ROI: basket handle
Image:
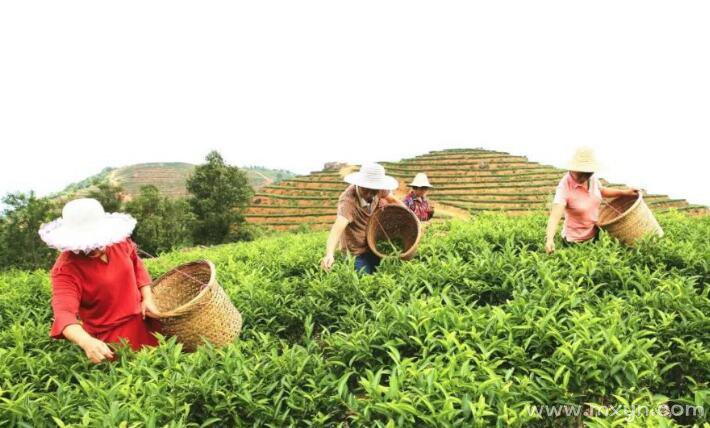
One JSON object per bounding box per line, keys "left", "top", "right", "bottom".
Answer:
{"left": 139, "top": 248, "right": 210, "bottom": 288}
{"left": 600, "top": 192, "right": 643, "bottom": 218}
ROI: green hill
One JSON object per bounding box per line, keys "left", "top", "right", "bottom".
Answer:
{"left": 60, "top": 163, "right": 295, "bottom": 199}
{"left": 1, "top": 212, "right": 708, "bottom": 426}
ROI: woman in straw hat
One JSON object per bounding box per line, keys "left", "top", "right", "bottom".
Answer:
{"left": 39, "top": 198, "right": 162, "bottom": 363}
{"left": 320, "top": 163, "right": 403, "bottom": 274}
{"left": 403, "top": 173, "right": 435, "bottom": 222}
{"left": 545, "top": 147, "right": 639, "bottom": 254}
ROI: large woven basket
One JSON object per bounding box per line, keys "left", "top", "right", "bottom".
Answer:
{"left": 367, "top": 205, "right": 422, "bottom": 260}
{"left": 151, "top": 260, "right": 242, "bottom": 352}
{"left": 598, "top": 194, "right": 664, "bottom": 245}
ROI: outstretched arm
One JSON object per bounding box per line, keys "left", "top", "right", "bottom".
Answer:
{"left": 601, "top": 186, "right": 639, "bottom": 198}
{"left": 545, "top": 203, "right": 565, "bottom": 254}
{"left": 321, "top": 215, "right": 350, "bottom": 271}
{"left": 51, "top": 269, "right": 114, "bottom": 363}
{"left": 63, "top": 324, "right": 114, "bottom": 364}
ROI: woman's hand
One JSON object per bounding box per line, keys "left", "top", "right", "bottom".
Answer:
{"left": 79, "top": 336, "right": 114, "bottom": 364}
{"left": 320, "top": 254, "right": 335, "bottom": 271}
{"left": 545, "top": 239, "right": 555, "bottom": 254}
{"left": 141, "top": 294, "right": 162, "bottom": 319}
{"left": 139, "top": 285, "right": 162, "bottom": 318}
{"left": 624, "top": 188, "right": 640, "bottom": 196}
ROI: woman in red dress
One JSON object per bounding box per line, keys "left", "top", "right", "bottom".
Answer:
{"left": 39, "top": 198, "right": 162, "bottom": 363}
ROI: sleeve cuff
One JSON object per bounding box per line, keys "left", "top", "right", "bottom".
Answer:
{"left": 135, "top": 268, "right": 152, "bottom": 289}
{"left": 552, "top": 192, "right": 566, "bottom": 205}
{"left": 336, "top": 214, "right": 352, "bottom": 223}
{"left": 50, "top": 311, "right": 79, "bottom": 339}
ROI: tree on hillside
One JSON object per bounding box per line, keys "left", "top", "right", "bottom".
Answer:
{"left": 0, "top": 192, "right": 59, "bottom": 271}
{"left": 124, "top": 185, "right": 195, "bottom": 255}
{"left": 187, "top": 151, "right": 253, "bottom": 245}
{"left": 87, "top": 182, "right": 124, "bottom": 212}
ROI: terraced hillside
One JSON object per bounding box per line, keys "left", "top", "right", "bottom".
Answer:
{"left": 60, "top": 163, "right": 295, "bottom": 200}
{"left": 246, "top": 148, "right": 708, "bottom": 231}
{"left": 111, "top": 163, "right": 195, "bottom": 198}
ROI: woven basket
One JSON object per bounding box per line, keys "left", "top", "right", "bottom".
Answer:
{"left": 367, "top": 205, "right": 422, "bottom": 260}
{"left": 598, "top": 194, "right": 664, "bottom": 245}
{"left": 151, "top": 260, "right": 242, "bottom": 352}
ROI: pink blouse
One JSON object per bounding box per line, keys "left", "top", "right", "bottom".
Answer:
{"left": 553, "top": 173, "right": 602, "bottom": 242}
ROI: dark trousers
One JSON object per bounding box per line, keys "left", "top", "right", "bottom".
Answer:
{"left": 354, "top": 250, "right": 381, "bottom": 275}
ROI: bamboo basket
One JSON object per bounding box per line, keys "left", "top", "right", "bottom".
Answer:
{"left": 367, "top": 205, "right": 422, "bottom": 260}
{"left": 151, "top": 260, "right": 242, "bottom": 352}
{"left": 598, "top": 194, "right": 664, "bottom": 245}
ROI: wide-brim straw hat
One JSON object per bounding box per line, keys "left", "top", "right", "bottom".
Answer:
{"left": 566, "top": 147, "right": 602, "bottom": 173}
{"left": 38, "top": 198, "right": 136, "bottom": 252}
{"left": 344, "top": 163, "right": 399, "bottom": 190}
{"left": 409, "top": 173, "right": 433, "bottom": 188}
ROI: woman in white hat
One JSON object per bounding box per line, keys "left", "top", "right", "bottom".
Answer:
{"left": 320, "top": 163, "right": 402, "bottom": 274}
{"left": 545, "top": 147, "right": 639, "bottom": 254}
{"left": 39, "top": 198, "right": 162, "bottom": 364}
{"left": 404, "top": 173, "right": 435, "bottom": 222}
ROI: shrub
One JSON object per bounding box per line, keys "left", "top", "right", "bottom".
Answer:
{"left": 0, "top": 192, "right": 59, "bottom": 271}
{"left": 187, "top": 151, "right": 254, "bottom": 246}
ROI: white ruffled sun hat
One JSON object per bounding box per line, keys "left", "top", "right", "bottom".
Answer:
{"left": 38, "top": 198, "right": 136, "bottom": 253}
{"left": 566, "top": 147, "right": 602, "bottom": 173}
{"left": 344, "top": 163, "right": 399, "bottom": 191}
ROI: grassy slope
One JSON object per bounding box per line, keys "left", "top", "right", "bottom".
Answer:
{"left": 0, "top": 212, "right": 708, "bottom": 426}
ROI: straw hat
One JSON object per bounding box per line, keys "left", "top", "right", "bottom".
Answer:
{"left": 344, "top": 163, "right": 399, "bottom": 190}
{"left": 408, "top": 173, "right": 433, "bottom": 188}
{"left": 38, "top": 198, "right": 136, "bottom": 252}
{"left": 566, "top": 147, "right": 601, "bottom": 173}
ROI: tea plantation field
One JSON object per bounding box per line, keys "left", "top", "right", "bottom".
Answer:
{"left": 1, "top": 213, "right": 708, "bottom": 427}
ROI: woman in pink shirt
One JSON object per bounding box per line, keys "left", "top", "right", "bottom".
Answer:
{"left": 545, "top": 148, "right": 638, "bottom": 254}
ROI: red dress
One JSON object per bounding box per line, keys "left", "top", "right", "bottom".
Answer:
{"left": 50, "top": 238, "right": 159, "bottom": 350}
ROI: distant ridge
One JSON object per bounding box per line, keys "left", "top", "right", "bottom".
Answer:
{"left": 60, "top": 162, "right": 295, "bottom": 200}
{"left": 245, "top": 148, "right": 709, "bottom": 231}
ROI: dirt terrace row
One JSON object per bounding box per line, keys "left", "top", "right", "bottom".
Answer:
{"left": 274, "top": 177, "right": 570, "bottom": 190}
{"left": 285, "top": 174, "right": 566, "bottom": 186}
{"left": 390, "top": 173, "right": 564, "bottom": 183}
{"left": 381, "top": 156, "right": 530, "bottom": 166}
{"left": 382, "top": 160, "right": 548, "bottom": 171}
{"left": 246, "top": 197, "right": 689, "bottom": 220}
{"left": 404, "top": 149, "right": 509, "bottom": 158}
{"left": 401, "top": 153, "right": 519, "bottom": 162}
{"left": 286, "top": 167, "right": 565, "bottom": 182}
{"left": 387, "top": 165, "right": 561, "bottom": 176}
{"left": 245, "top": 206, "right": 335, "bottom": 215}
{"left": 246, "top": 213, "right": 336, "bottom": 222}
{"left": 260, "top": 222, "right": 332, "bottom": 231}
{"left": 259, "top": 186, "right": 562, "bottom": 197}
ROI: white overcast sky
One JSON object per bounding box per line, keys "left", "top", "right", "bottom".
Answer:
{"left": 1, "top": 1, "right": 708, "bottom": 206}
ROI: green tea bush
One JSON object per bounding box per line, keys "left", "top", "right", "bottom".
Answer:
{"left": 0, "top": 212, "right": 708, "bottom": 427}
